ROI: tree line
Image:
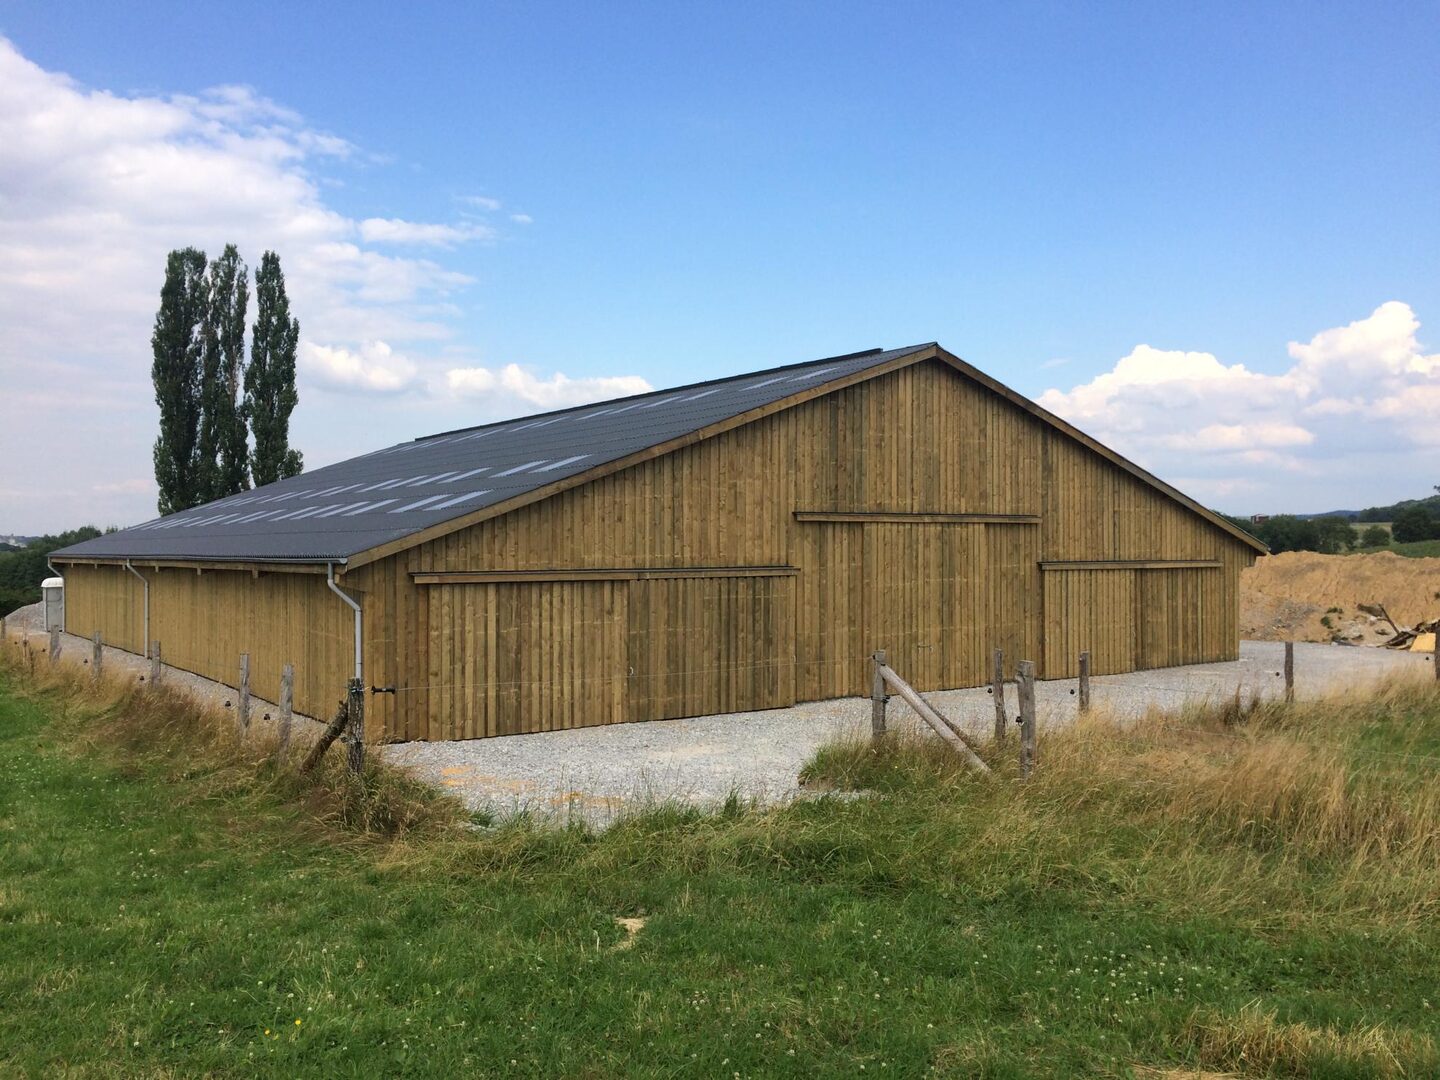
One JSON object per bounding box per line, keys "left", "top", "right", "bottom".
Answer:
{"left": 0, "top": 528, "right": 104, "bottom": 618}
{"left": 152, "top": 246, "right": 303, "bottom": 514}
{"left": 1221, "top": 485, "right": 1440, "bottom": 553}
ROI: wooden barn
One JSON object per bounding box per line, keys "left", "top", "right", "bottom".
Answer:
{"left": 53, "top": 343, "right": 1266, "bottom": 741}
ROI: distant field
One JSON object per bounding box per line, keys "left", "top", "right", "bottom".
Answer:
{"left": 1389, "top": 539, "right": 1440, "bottom": 558}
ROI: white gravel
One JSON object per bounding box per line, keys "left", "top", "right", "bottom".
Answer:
{"left": 382, "top": 640, "right": 1433, "bottom": 825}
{"left": 6, "top": 601, "right": 1430, "bottom": 828}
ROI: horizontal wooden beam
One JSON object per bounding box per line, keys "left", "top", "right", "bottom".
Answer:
{"left": 50, "top": 557, "right": 328, "bottom": 575}
{"left": 1039, "top": 559, "right": 1223, "bottom": 571}
{"left": 795, "top": 511, "right": 1040, "bottom": 525}
{"left": 412, "top": 565, "right": 800, "bottom": 585}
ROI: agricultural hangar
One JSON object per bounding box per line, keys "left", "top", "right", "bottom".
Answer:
{"left": 53, "top": 343, "right": 1267, "bottom": 741}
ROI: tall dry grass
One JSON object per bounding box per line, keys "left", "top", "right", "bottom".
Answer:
{"left": 0, "top": 641, "right": 464, "bottom": 840}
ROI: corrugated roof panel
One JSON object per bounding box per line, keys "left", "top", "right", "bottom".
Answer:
{"left": 53, "top": 343, "right": 932, "bottom": 563}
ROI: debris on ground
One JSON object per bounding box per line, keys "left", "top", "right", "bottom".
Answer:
{"left": 1241, "top": 551, "right": 1440, "bottom": 644}
{"left": 1382, "top": 617, "right": 1440, "bottom": 651}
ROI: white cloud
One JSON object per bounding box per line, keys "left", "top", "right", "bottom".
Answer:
{"left": 358, "top": 217, "right": 493, "bottom": 247}
{"left": 0, "top": 36, "right": 646, "bottom": 532}
{"left": 1040, "top": 302, "right": 1440, "bottom": 511}
{"left": 445, "top": 363, "right": 653, "bottom": 410}
{"left": 510, "top": 213, "right": 533, "bottom": 225}
{"left": 302, "top": 341, "right": 420, "bottom": 394}
{"left": 460, "top": 195, "right": 502, "bottom": 211}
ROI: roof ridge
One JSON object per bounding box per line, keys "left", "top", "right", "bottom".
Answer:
{"left": 419, "top": 343, "right": 935, "bottom": 443}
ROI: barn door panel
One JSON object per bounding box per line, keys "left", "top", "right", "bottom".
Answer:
{"left": 626, "top": 576, "right": 795, "bottom": 723}
{"left": 425, "top": 581, "right": 628, "bottom": 738}
{"left": 1135, "top": 568, "right": 1213, "bottom": 671}
{"left": 1041, "top": 569, "right": 1138, "bottom": 678}
{"left": 796, "top": 522, "right": 865, "bottom": 701}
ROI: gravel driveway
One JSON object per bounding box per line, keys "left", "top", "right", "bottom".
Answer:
{"left": 382, "top": 640, "right": 1433, "bottom": 825}
{"left": 5, "top": 603, "right": 1428, "bottom": 827}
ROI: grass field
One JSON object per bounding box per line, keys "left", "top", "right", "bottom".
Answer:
{"left": 2, "top": 654, "right": 1438, "bottom": 1077}
{"left": 1386, "top": 539, "right": 1440, "bottom": 558}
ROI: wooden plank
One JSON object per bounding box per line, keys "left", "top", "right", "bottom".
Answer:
{"left": 877, "top": 663, "right": 989, "bottom": 773}
{"left": 410, "top": 566, "right": 799, "bottom": 584}
{"left": 795, "top": 511, "right": 1040, "bottom": 524}
{"left": 1040, "top": 560, "right": 1222, "bottom": 571}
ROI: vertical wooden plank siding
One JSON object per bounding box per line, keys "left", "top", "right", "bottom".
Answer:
{"left": 64, "top": 357, "right": 1257, "bottom": 741}
{"left": 61, "top": 563, "right": 355, "bottom": 726}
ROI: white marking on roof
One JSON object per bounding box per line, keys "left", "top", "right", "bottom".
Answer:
{"left": 389, "top": 494, "right": 451, "bottom": 513}
{"left": 525, "top": 416, "right": 566, "bottom": 429}
{"left": 679, "top": 387, "right": 723, "bottom": 402}
{"left": 341, "top": 499, "right": 397, "bottom": 516}
{"left": 426, "top": 489, "right": 492, "bottom": 511}
{"left": 403, "top": 471, "right": 460, "bottom": 487}
{"left": 638, "top": 395, "right": 683, "bottom": 410}
{"left": 746, "top": 375, "right": 791, "bottom": 389}
{"left": 446, "top": 466, "right": 491, "bottom": 482}
{"left": 578, "top": 408, "right": 617, "bottom": 419}
{"left": 232, "top": 511, "right": 275, "bottom": 524}
{"left": 790, "top": 365, "right": 839, "bottom": 382}
{"left": 286, "top": 505, "right": 336, "bottom": 520}
{"left": 533, "top": 454, "right": 591, "bottom": 472}
{"left": 311, "top": 502, "right": 371, "bottom": 518}
{"left": 606, "top": 401, "right": 645, "bottom": 416}
{"left": 494, "top": 460, "right": 547, "bottom": 477}
{"left": 451, "top": 430, "right": 495, "bottom": 443}
{"left": 312, "top": 485, "right": 348, "bottom": 498}
{"left": 357, "top": 478, "right": 399, "bottom": 493}
{"left": 270, "top": 506, "right": 315, "bottom": 521}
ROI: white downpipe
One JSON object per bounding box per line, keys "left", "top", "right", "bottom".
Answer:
{"left": 122, "top": 560, "right": 149, "bottom": 659}
{"left": 327, "top": 562, "right": 363, "bottom": 683}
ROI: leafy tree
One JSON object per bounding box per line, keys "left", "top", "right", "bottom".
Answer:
{"left": 0, "top": 527, "right": 104, "bottom": 618}
{"left": 1359, "top": 524, "right": 1390, "bottom": 548}
{"left": 1312, "top": 516, "right": 1355, "bottom": 555}
{"left": 152, "top": 248, "right": 209, "bottom": 515}
{"left": 246, "top": 251, "right": 303, "bottom": 486}
{"left": 1392, "top": 506, "right": 1440, "bottom": 544}
{"left": 196, "top": 245, "right": 250, "bottom": 501}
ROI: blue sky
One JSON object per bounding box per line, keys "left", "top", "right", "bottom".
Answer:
{"left": 2, "top": 2, "right": 1438, "bottom": 530}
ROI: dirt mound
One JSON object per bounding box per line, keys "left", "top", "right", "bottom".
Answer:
{"left": 1240, "top": 551, "right": 1440, "bottom": 644}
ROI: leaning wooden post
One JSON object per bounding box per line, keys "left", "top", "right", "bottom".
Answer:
{"left": 49, "top": 626, "right": 60, "bottom": 665}
{"left": 92, "top": 630, "right": 102, "bottom": 680}
{"left": 1017, "top": 660, "right": 1037, "bottom": 781}
{"left": 1434, "top": 639, "right": 1439, "bottom": 682}
{"left": 149, "top": 642, "right": 161, "bottom": 688}
{"left": 278, "top": 664, "right": 295, "bottom": 754}
{"left": 346, "top": 677, "right": 365, "bottom": 775}
{"left": 300, "top": 700, "right": 350, "bottom": 774}
{"left": 1283, "top": 641, "right": 1295, "bottom": 704}
{"left": 870, "top": 650, "right": 888, "bottom": 740}
{"left": 1078, "top": 651, "right": 1091, "bottom": 714}
{"left": 991, "top": 648, "right": 1007, "bottom": 742}
{"left": 238, "top": 653, "right": 251, "bottom": 732}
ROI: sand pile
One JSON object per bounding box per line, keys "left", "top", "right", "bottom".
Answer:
{"left": 1240, "top": 550, "right": 1440, "bottom": 644}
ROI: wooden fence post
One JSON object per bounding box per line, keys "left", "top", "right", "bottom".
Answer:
{"left": 1284, "top": 641, "right": 1294, "bottom": 704}
{"left": 150, "top": 642, "right": 161, "bottom": 688}
{"left": 278, "top": 664, "right": 294, "bottom": 754}
{"left": 992, "top": 648, "right": 1007, "bottom": 742}
{"left": 238, "top": 653, "right": 251, "bottom": 732}
{"left": 24, "top": 639, "right": 35, "bottom": 676}
{"left": 346, "top": 678, "right": 366, "bottom": 774}
{"left": 49, "top": 626, "right": 61, "bottom": 665}
{"left": 1435, "top": 639, "right": 1439, "bottom": 682}
{"left": 1078, "top": 651, "right": 1091, "bottom": 714}
{"left": 871, "top": 650, "right": 888, "bottom": 740}
{"left": 92, "top": 630, "right": 102, "bottom": 680}
{"left": 1017, "top": 660, "right": 1037, "bottom": 781}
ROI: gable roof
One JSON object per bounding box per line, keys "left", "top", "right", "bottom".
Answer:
{"left": 54, "top": 341, "right": 1267, "bottom": 567}
{"left": 53, "top": 345, "right": 933, "bottom": 564}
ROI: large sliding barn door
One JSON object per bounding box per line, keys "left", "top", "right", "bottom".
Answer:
{"left": 796, "top": 520, "right": 1038, "bottom": 699}
{"left": 424, "top": 573, "right": 795, "bottom": 737}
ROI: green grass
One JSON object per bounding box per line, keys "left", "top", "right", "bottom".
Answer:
{"left": 2, "top": 657, "right": 1439, "bottom": 1077}
{"left": 1388, "top": 538, "right": 1440, "bottom": 558}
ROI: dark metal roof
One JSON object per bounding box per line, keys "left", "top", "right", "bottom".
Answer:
{"left": 55, "top": 344, "right": 933, "bottom": 564}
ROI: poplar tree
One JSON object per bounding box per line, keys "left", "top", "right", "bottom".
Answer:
{"left": 246, "top": 251, "right": 304, "bottom": 485}
{"left": 196, "top": 244, "right": 251, "bottom": 500}
{"left": 151, "top": 247, "right": 209, "bottom": 515}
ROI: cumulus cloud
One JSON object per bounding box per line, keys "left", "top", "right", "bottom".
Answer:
{"left": 358, "top": 217, "right": 494, "bottom": 247}
{"left": 0, "top": 36, "right": 643, "bottom": 531}
{"left": 302, "top": 341, "right": 421, "bottom": 394}
{"left": 445, "top": 364, "right": 653, "bottom": 410}
{"left": 1039, "top": 302, "right": 1440, "bottom": 511}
